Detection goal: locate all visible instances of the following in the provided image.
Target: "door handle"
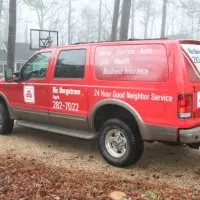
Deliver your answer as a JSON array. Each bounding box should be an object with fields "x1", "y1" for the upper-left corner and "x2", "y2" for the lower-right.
[{"x1": 37, "y1": 85, "x2": 44, "y2": 89}]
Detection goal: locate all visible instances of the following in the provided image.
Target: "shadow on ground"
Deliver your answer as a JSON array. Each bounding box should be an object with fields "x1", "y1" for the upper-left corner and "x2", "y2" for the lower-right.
[{"x1": 10, "y1": 126, "x2": 200, "y2": 169}]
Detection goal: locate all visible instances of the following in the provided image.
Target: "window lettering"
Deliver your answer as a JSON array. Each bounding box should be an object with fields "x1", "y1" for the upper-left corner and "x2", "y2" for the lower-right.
[{"x1": 95, "y1": 45, "x2": 168, "y2": 82}]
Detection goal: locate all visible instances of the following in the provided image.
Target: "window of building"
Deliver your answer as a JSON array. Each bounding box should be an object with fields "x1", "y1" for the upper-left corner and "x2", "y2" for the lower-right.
[
  {"x1": 0, "y1": 65, "x2": 4, "y2": 73},
  {"x1": 16, "y1": 63, "x2": 22, "y2": 71}
]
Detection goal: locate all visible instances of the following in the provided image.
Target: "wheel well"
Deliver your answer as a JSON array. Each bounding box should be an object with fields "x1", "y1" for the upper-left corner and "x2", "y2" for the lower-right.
[{"x1": 94, "y1": 104, "x2": 139, "y2": 132}]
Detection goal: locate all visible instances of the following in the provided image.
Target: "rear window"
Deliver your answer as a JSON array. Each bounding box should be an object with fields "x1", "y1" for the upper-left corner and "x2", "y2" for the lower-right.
[
  {"x1": 95, "y1": 44, "x2": 169, "y2": 82},
  {"x1": 181, "y1": 44, "x2": 200, "y2": 82}
]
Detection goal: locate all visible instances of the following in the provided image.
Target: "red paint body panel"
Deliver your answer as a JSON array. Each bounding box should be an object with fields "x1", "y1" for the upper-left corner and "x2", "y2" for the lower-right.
[{"x1": 2, "y1": 39, "x2": 200, "y2": 138}]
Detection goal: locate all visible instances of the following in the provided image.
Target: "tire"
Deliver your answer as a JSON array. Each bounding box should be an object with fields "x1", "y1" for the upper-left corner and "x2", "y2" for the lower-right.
[
  {"x1": 98, "y1": 118, "x2": 144, "y2": 167},
  {"x1": 0, "y1": 102, "x2": 14, "y2": 135}
]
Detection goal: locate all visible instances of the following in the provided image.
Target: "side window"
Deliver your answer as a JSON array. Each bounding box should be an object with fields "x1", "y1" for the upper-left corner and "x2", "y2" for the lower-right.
[
  {"x1": 54, "y1": 49, "x2": 86, "y2": 79},
  {"x1": 21, "y1": 52, "x2": 51, "y2": 81}
]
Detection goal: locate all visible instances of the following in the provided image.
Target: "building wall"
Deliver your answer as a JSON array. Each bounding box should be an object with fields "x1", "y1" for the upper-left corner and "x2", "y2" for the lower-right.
[{"x1": 0, "y1": 60, "x2": 26, "y2": 77}]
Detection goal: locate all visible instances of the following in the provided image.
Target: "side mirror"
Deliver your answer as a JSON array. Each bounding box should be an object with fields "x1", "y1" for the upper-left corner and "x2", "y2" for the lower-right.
[
  {"x1": 5, "y1": 67, "x2": 13, "y2": 82},
  {"x1": 4, "y1": 68, "x2": 20, "y2": 82}
]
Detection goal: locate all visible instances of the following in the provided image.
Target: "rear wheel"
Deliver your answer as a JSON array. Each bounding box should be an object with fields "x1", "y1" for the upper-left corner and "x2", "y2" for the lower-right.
[
  {"x1": 98, "y1": 119, "x2": 144, "y2": 167},
  {"x1": 0, "y1": 102, "x2": 14, "y2": 135}
]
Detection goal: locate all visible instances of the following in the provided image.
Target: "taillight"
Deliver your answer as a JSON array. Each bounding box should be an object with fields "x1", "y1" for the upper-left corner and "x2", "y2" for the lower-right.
[{"x1": 178, "y1": 94, "x2": 193, "y2": 119}]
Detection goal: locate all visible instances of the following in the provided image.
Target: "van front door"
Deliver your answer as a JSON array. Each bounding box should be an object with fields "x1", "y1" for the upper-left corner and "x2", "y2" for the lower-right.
[{"x1": 10, "y1": 51, "x2": 52, "y2": 123}]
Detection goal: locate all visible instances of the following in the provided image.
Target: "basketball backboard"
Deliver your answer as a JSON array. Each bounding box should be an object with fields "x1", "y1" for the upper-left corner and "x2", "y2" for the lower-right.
[{"x1": 30, "y1": 29, "x2": 59, "y2": 50}]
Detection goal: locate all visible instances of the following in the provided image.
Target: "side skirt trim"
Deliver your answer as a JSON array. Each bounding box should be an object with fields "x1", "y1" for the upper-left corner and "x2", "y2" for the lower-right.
[{"x1": 16, "y1": 120, "x2": 97, "y2": 140}]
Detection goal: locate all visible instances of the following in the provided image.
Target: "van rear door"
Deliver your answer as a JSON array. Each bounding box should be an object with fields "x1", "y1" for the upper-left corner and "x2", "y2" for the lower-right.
[{"x1": 181, "y1": 43, "x2": 200, "y2": 118}]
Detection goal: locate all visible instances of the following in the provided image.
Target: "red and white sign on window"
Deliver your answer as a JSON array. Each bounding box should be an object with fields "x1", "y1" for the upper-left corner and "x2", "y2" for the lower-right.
[
  {"x1": 95, "y1": 44, "x2": 169, "y2": 82},
  {"x1": 23, "y1": 86, "x2": 35, "y2": 103}
]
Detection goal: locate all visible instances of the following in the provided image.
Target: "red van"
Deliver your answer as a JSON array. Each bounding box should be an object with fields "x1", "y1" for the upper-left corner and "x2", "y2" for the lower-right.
[{"x1": 1, "y1": 39, "x2": 200, "y2": 167}]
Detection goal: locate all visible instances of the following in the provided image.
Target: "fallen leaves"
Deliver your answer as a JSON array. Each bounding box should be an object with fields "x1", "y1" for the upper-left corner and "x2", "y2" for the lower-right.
[{"x1": 0, "y1": 154, "x2": 199, "y2": 200}]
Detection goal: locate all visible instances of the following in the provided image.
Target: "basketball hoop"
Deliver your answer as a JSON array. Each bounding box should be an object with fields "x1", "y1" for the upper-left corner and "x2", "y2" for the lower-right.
[
  {"x1": 40, "y1": 36, "x2": 53, "y2": 48},
  {"x1": 30, "y1": 29, "x2": 59, "y2": 50}
]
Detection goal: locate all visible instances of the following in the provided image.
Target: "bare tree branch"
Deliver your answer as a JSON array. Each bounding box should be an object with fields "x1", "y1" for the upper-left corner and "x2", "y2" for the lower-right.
[
  {"x1": 111, "y1": 0, "x2": 120, "y2": 41},
  {"x1": 161, "y1": 0, "x2": 168, "y2": 38},
  {"x1": 0, "y1": 0, "x2": 3, "y2": 20}
]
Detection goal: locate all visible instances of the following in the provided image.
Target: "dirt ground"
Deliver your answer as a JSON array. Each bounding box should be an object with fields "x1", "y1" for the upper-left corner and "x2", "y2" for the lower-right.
[{"x1": 0, "y1": 126, "x2": 200, "y2": 199}]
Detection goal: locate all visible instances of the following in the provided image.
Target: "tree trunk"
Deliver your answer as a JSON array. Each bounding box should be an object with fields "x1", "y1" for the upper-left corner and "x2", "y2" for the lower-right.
[
  {"x1": 120, "y1": 0, "x2": 132, "y2": 40},
  {"x1": 161, "y1": 0, "x2": 167, "y2": 38},
  {"x1": 7, "y1": 0, "x2": 16, "y2": 70},
  {"x1": 111, "y1": 0, "x2": 120, "y2": 41},
  {"x1": 131, "y1": 0, "x2": 135, "y2": 39},
  {"x1": 144, "y1": 0, "x2": 151, "y2": 39},
  {"x1": 0, "y1": 0, "x2": 3, "y2": 20},
  {"x1": 68, "y1": 0, "x2": 71, "y2": 44},
  {"x1": 150, "y1": 14, "x2": 155, "y2": 38},
  {"x1": 40, "y1": 19, "x2": 44, "y2": 30},
  {"x1": 25, "y1": 22, "x2": 28, "y2": 43},
  {"x1": 197, "y1": 17, "x2": 200, "y2": 39},
  {"x1": 98, "y1": 0, "x2": 102, "y2": 41}
]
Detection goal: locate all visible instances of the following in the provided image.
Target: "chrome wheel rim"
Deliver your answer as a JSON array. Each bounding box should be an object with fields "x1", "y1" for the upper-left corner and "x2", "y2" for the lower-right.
[{"x1": 105, "y1": 129, "x2": 127, "y2": 158}]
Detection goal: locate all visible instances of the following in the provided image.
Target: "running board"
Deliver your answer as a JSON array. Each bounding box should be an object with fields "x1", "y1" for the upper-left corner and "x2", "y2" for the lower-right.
[{"x1": 16, "y1": 120, "x2": 97, "y2": 140}]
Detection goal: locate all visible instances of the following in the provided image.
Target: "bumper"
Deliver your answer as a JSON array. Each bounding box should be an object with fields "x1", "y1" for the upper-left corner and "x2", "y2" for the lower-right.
[{"x1": 179, "y1": 127, "x2": 200, "y2": 144}]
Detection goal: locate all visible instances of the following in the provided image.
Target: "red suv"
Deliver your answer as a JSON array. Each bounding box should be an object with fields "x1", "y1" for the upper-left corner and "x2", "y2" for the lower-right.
[{"x1": 1, "y1": 39, "x2": 200, "y2": 167}]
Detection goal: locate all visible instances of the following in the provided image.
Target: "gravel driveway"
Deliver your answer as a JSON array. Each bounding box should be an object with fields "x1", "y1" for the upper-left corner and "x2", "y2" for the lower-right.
[{"x1": 0, "y1": 125, "x2": 200, "y2": 191}]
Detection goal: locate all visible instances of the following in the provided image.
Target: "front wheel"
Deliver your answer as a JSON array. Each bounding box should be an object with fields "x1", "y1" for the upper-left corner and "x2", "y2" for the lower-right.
[
  {"x1": 0, "y1": 102, "x2": 14, "y2": 135},
  {"x1": 98, "y1": 119, "x2": 144, "y2": 167}
]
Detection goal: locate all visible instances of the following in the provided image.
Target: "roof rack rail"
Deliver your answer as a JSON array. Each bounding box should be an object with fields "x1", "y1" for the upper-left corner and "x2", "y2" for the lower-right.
[
  {"x1": 71, "y1": 40, "x2": 110, "y2": 45},
  {"x1": 71, "y1": 42, "x2": 87, "y2": 45},
  {"x1": 70, "y1": 38, "x2": 169, "y2": 45},
  {"x1": 128, "y1": 37, "x2": 169, "y2": 41}
]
